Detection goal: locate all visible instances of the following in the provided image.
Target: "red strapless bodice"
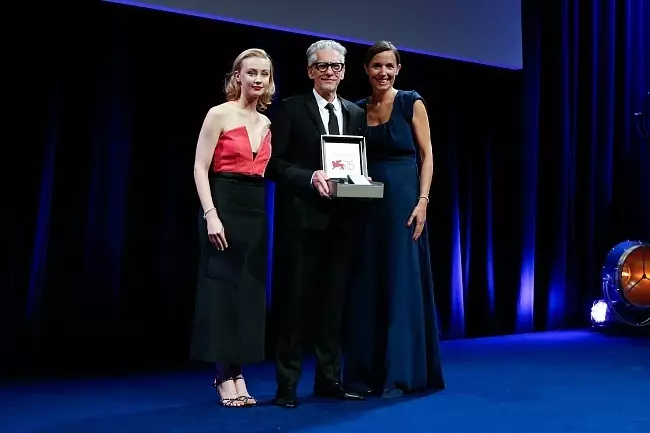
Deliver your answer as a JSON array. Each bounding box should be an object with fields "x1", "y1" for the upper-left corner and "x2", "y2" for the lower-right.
[{"x1": 211, "y1": 125, "x2": 272, "y2": 177}]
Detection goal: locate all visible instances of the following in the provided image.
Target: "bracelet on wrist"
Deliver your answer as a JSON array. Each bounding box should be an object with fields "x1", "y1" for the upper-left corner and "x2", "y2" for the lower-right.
[
  {"x1": 418, "y1": 196, "x2": 429, "y2": 204},
  {"x1": 203, "y1": 207, "x2": 216, "y2": 219}
]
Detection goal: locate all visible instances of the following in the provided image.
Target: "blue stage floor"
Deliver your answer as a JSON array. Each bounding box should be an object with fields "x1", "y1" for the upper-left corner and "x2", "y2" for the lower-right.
[{"x1": 2, "y1": 330, "x2": 649, "y2": 433}]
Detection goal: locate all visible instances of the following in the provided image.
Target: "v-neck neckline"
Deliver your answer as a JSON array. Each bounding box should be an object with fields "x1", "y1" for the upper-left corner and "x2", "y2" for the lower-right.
[{"x1": 224, "y1": 125, "x2": 269, "y2": 159}]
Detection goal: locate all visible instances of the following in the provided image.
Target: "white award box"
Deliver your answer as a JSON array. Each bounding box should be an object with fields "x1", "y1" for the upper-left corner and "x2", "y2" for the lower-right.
[{"x1": 320, "y1": 134, "x2": 384, "y2": 199}]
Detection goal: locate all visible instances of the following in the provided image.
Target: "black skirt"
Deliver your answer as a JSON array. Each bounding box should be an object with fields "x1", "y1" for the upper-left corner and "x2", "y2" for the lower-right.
[{"x1": 190, "y1": 173, "x2": 267, "y2": 364}]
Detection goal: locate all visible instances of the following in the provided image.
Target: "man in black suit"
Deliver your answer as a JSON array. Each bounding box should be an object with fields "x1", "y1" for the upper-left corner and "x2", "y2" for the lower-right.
[{"x1": 266, "y1": 40, "x2": 366, "y2": 408}]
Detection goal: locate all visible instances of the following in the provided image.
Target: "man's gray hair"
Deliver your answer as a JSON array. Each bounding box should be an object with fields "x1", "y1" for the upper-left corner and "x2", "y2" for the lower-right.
[{"x1": 306, "y1": 40, "x2": 347, "y2": 66}]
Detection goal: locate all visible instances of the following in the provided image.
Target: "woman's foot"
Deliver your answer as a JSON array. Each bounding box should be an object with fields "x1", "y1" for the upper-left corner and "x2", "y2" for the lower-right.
[
  {"x1": 214, "y1": 378, "x2": 245, "y2": 407},
  {"x1": 234, "y1": 375, "x2": 257, "y2": 406}
]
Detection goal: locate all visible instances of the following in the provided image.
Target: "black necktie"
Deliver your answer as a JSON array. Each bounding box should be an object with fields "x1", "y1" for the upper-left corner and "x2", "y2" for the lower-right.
[{"x1": 325, "y1": 103, "x2": 340, "y2": 135}]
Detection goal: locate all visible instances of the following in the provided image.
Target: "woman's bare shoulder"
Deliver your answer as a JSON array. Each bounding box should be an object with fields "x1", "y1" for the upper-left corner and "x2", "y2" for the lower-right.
[
  {"x1": 205, "y1": 103, "x2": 239, "y2": 126},
  {"x1": 259, "y1": 113, "x2": 271, "y2": 126},
  {"x1": 208, "y1": 102, "x2": 236, "y2": 116}
]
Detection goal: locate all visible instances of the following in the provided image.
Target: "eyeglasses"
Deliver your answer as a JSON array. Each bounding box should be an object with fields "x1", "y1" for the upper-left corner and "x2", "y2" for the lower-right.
[{"x1": 311, "y1": 62, "x2": 344, "y2": 73}]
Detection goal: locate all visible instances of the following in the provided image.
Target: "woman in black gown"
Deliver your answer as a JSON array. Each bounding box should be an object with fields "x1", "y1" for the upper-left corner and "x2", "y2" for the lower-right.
[
  {"x1": 344, "y1": 41, "x2": 445, "y2": 398},
  {"x1": 190, "y1": 48, "x2": 275, "y2": 408}
]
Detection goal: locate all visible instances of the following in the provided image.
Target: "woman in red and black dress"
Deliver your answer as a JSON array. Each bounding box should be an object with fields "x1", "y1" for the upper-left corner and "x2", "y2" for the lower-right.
[{"x1": 190, "y1": 48, "x2": 275, "y2": 408}]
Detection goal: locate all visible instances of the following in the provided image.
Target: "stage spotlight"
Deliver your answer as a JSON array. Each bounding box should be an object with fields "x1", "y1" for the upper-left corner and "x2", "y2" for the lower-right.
[
  {"x1": 590, "y1": 300, "x2": 609, "y2": 326},
  {"x1": 598, "y1": 240, "x2": 650, "y2": 328}
]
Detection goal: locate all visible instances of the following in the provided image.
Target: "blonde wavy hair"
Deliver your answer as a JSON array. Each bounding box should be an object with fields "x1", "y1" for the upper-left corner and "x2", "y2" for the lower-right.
[{"x1": 224, "y1": 48, "x2": 275, "y2": 112}]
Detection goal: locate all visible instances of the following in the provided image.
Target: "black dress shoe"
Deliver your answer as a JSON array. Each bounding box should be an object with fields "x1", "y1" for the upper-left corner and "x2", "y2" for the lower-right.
[
  {"x1": 274, "y1": 388, "x2": 298, "y2": 408},
  {"x1": 348, "y1": 382, "x2": 374, "y2": 396},
  {"x1": 314, "y1": 381, "x2": 365, "y2": 400}
]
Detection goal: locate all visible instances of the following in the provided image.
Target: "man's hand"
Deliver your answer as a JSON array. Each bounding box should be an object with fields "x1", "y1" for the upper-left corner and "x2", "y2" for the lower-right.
[{"x1": 311, "y1": 170, "x2": 331, "y2": 198}]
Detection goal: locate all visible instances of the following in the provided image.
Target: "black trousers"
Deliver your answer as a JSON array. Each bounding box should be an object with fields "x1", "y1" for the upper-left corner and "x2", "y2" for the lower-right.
[{"x1": 272, "y1": 224, "x2": 354, "y2": 391}]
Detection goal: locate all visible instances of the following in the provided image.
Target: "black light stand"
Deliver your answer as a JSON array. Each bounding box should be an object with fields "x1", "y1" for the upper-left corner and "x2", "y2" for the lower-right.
[
  {"x1": 633, "y1": 90, "x2": 650, "y2": 145},
  {"x1": 633, "y1": 90, "x2": 649, "y2": 288}
]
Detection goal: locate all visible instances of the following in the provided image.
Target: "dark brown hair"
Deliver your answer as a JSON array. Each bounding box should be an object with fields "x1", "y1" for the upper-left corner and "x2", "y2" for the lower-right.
[{"x1": 364, "y1": 41, "x2": 401, "y2": 66}]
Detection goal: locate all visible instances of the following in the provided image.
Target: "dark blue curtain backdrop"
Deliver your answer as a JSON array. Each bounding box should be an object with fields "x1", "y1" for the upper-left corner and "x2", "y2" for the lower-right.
[
  {"x1": 2, "y1": 1, "x2": 648, "y2": 375},
  {"x1": 517, "y1": 0, "x2": 650, "y2": 332}
]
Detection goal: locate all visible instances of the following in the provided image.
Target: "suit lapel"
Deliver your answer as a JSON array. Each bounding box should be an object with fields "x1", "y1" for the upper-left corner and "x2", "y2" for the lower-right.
[
  {"x1": 303, "y1": 93, "x2": 355, "y2": 135},
  {"x1": 303, "y1": 95, "x2": 327, "y2": 135}
]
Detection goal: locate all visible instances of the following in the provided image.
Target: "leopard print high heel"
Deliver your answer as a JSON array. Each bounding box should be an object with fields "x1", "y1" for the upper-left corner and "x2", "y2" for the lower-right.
[
  {"x1": 234, "y1": 375, "x2": 257, "y2": 406},
  {"x1": 214, "y1": 377, "x2": 245, "y2": 408}
]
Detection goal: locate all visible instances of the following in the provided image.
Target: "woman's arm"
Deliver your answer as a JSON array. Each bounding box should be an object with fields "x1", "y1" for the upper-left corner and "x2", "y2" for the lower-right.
[
  {"x1": 406, "y1": 99, "x2": 434, "y2": 241},
  {"x1": 193, "y1": 106, "x2": 223, "y2": 218},
  {"x1": 193, "y1": 106, "x2": 229, "y2": 250},
  {"x1": 411, "y1": 100, "x2": 434, "y2": 201}
]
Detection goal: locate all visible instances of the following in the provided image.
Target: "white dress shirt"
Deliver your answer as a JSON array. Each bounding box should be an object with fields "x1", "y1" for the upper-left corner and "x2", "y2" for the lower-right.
[
  {"x1": 312, "y1": 88, "x2": 343, "y2": 135},
  {"x1": 310, "y1": 89, "x2": 344, "y2": 186}
]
